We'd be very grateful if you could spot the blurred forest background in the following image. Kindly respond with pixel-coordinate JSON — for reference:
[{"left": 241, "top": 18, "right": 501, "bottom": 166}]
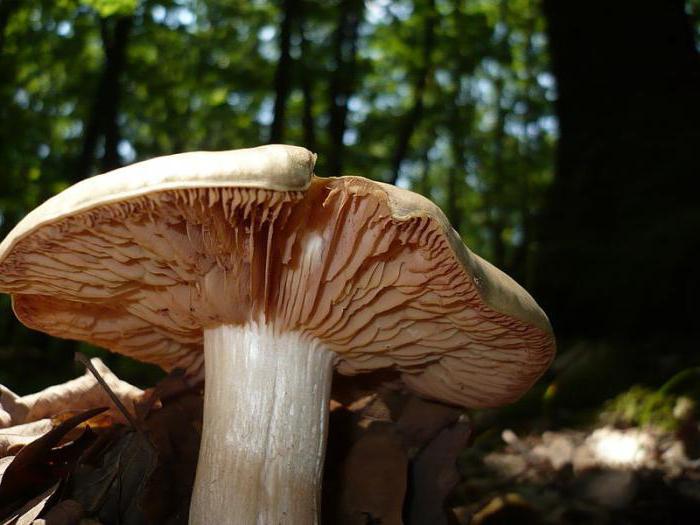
[
  {"left": 2, "top": 0, "right": 700, "bottom": 521},
  {"left": 1, "top": 0, "right": 699, "bottom": 428}
]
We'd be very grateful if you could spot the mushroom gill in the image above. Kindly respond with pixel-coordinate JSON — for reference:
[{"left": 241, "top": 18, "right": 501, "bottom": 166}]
[{"left": 0, "top": 177, "right": 552, "bottom": 407}]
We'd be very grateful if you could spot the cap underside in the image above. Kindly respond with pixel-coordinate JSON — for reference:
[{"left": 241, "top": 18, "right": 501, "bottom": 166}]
[{"left": 0, "top": 148, "right": 554, "bottom": 408}]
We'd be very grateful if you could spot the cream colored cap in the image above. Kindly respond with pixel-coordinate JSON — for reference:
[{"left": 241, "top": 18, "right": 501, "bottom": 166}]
[{"left": 0, "top": 145, "right": 554, "bottom": 408}]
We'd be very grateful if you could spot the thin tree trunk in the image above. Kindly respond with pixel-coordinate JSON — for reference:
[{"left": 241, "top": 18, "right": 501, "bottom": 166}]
[
  {"left": 446, "top": 163, "right": 461, "bottom": 233},
  {"left": 76, "top": 15, "right": 132, "bottom": 181},
  {"left": 299, "top": 15, "right": 316, "bottom": 151},
  {"left": 418, "top": 146, "right": 432, "bottom": 199},
  {"left": 327, "top": 0, "right": 363, "bottom": 177},
  {"left": 510, "top": 10, "right": 538, "bottom": 286},
  {"left": 388, "top": 0, "right": 436, "bottom": 185},
  {"left": 446, "top": 106, "right": 465, "bottom": 233},
  {"left": 269, "top": 0, "right": 298, "bottom": 144},
  {"left": 487, "top": 75, "right": 507, "bottom": 269},
  {"left": 482, "top": 0, "right": 510, "bottom": 270}
]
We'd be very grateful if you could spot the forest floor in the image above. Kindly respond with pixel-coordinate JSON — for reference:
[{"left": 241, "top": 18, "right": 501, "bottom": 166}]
[
  {"left": 2, "top": 358, "right": 700, "bottom": 524},
  {"left": 454, "top": 425, "right": 700, "bottom": 524}
]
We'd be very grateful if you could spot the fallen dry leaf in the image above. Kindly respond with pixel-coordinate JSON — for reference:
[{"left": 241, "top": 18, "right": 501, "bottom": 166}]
[
  {"left": 140, "top": 374, "right": 202, "bottom": 525},
  {"left": 0, "top": 387, "right": 19, "bottom": 429},
  {"left": 0, "top": 366, "right": 195, "bottom": 524},
  {"left": 0, "top": 421, "right": 53, "bottom": 457},
  {"left": 324, "top": 390, "right": 471, "bottom": 525},
  {"left": 337, "top": 422, "right": 408, "bottom": 525},
  {"left": 405, "top": 421, "right": 471, "bottom": 525},
  {"left": 2, "top": 360, "right": 145, "bottom": 428},
  {"left": 69, "top": 428, "right": 157, "bottom": 525},
  {"left": 3, "top": 365, "right": 475, "bottom": 525},
  {"left": 0, "top": 458, "right": 13, "bottom": 485},
  {"left": 65, "top": 370, "right": 201, "bottom": 525},
  {"left": 133, "top": 369, "right": 194, "bottom": 421},
  {"left": 0, "top": 408, "right": 105, "bottom": 516},
  {"left": 397, "top": 397, "right": 462, "bottom": 455},
  {"left": 30, "top": 498, "right": 83, "bottom": 525},
  {"left": 1, "top": 482, "right": 59, "bottom": 525},
  {"left": 470, "top": 493, "right": 540, "bottom": 525}
]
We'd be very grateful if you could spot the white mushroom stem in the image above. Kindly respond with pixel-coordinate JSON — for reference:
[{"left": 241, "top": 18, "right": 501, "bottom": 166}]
[{"left": 189, "top": 322, "right": 335, "bottom": 525}]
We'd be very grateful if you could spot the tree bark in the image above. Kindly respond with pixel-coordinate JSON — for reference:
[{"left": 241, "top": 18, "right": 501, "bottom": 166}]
[
  {"left": 443, "top": 70, "right": 475, "bottom": 235},
  {"left": 299, "top": 15, "right": 316, "bottom": 151},
  {"left": 446, "top": 107, "right": 465, "bottom": 233},
  {"left": 510, "top": 13, "right": 538, "bottom": 287},
  {"left": 418, "top": 146, "right": 432, "bottom": 199},
  {"left": 536, "top": 0, "right": 700, "bottom": 338},
  {"left": 486, "top": 75, "right": 507, "bottom": 270},
  {"left": 76, "top": 15, "right": 132, "bottom": 182},
  {"left": 327, "top": 0, "right": 363, "bottom": 178},
  {"left": 269, "top": 0, "right": 298, "bottom": 144},
  {"left": 388, "top": 0, "right": 436, "bottom": 185}
]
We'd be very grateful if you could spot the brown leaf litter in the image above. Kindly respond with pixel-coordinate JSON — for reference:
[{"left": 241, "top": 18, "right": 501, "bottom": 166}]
[
  {"left": 0, "top": 360, "right": 202, "bottom": 525},
  {"left": 1, "top": 363, "right": 470, "bottom": 525}
]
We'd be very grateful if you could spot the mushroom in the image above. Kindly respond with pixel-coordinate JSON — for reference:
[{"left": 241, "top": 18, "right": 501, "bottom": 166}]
[{"left": 0, "top": 145, "right": 555, "bottom": 524}]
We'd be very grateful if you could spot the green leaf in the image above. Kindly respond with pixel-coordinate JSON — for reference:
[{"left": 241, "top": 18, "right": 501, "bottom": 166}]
[{"left": 81, "top": 0, "right": 138, "bottom": 17}]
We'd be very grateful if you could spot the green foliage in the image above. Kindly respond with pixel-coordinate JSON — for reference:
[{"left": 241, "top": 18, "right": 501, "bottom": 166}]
[
  {"left": 0, "top": 0, "right": 556, "bottom": 392},
  {"left": 594, "top": 367, "right": 700, "bottom": 432},
  {"left": 599, "top": 386, "right": 693, "bottom": 432},
  {"left": 81, "top": 0, "right": 138, "bottom": 17}
]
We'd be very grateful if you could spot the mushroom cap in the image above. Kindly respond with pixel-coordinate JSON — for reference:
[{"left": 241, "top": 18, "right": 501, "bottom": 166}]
[{"left": 0, "top": 145, "right": 555, "bottom": 408}]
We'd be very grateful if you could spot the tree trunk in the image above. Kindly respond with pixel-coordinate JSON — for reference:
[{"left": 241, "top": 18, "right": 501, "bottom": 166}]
[
  {"left": 536, "top": 0, "right": 700, "bottom": 338},
  {"left": 487, "top": 75, "right": 507, "bottom": 270},
  {"left": 510, "top": 12, "right": 538, "bottom": 287},
  {"left": 446, "top": 108, "right": 465, "bottom": 233},
  {"left": 299, "top": 15, "right": 316, "bottom": 151},
  {"left": 76, "top": 15, "right": 132, "bottom": 181},
  {"left": 388, "top": 0, "right": 436, "bottom": 185},
  {"left": 269, "top": 0, "right": 298, "bottom": 144},
  {"left": 446, "top": 161, "right": 461, "bottom": 234},
  {"left": 418, "top": 146, "right": 432, "bottom": 199},
  {"left": 327, "top": 0, "right": 363, "bottom": 178}
]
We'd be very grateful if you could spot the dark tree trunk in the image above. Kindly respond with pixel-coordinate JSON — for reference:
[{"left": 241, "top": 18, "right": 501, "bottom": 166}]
[
  {"left": 446, "top": 161, "right": 461, "bottom": 233},
  {"left": 536, "top": 0, "right": 700, "bottom": 338},
  {"left": 76, "top": 15, "right": 132, "bottom": 181},
  {"left": 418, "top": 146, "right": 432, "bottom": 199},
  {"left": 299, "top": 16, "right": 316, "bottom": 151},
  {"left": 269, "top": 0, "right": 298, "bottom": 144},
  {"left": 487, "top": 75, "right": 507, "bottom": 270},
  {"left": 510, "top": 15, "right": 538, "bottom": 287},
  {"left": 327, "top": 0, "right": 363, "bottom": 177},
  {"left": 484, "top": 0, "right": 510, "bottom": 271},
  {"left": 388, "top": 0, "right": 436, "bottom": 185},
  {"left": 446, "top": 109, "right": 465, "bottom": 233}
]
